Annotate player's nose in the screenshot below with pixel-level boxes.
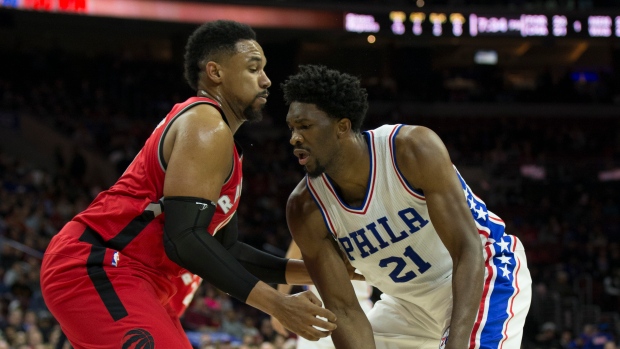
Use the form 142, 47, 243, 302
289, 130, 303, 146
260, 70, 271, 89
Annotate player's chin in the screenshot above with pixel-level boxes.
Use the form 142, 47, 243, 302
243, 105, 264, 122
305, 165, 322, 178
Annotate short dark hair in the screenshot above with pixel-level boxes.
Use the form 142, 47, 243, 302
184, 20, 256, 91
281, 65, 368, 132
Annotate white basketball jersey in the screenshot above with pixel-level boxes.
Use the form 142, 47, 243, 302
306, 124, 507, 305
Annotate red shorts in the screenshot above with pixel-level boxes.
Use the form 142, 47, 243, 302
41, 222, 192, 349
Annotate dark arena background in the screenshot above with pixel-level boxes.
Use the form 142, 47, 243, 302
0, 0, 619, 348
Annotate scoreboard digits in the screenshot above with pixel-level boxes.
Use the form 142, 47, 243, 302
346, 11, 620, 39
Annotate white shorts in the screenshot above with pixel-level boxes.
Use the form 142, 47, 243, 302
369, 281, 453, 349
370, 236, 532, 349
296, 336, 339, 349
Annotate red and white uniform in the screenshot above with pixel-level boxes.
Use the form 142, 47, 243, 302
168, 273, 203, 320
41, 97, 242, 349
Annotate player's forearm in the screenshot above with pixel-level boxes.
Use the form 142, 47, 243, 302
277, 282, 294, 294
246, 281, 285, 316
330, 307, 376, 349
445, 250, 484, 349
284, 259, 313, 285
227, 241, 289, 284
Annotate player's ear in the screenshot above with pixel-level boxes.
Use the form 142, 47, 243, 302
337, 118, 351, 138
205, 61, 223, 83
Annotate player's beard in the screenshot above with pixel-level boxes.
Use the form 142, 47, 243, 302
243, 103, 264, 122
305, 160, 326, 178
244, 93, 268, 122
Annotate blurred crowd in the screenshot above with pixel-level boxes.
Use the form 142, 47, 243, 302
0, 47, 619, 348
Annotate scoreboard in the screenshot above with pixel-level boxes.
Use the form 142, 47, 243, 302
2, 0, 619, 38
345, 11, 620, 39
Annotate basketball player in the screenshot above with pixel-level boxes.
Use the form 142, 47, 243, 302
40, 22, 344, 349
270, 240, 374, 349
281, 65, 532, 349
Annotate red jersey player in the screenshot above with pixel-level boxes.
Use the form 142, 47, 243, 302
40, 20, 347, 349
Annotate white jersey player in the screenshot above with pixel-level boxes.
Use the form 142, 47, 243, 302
281, 65, 532, 349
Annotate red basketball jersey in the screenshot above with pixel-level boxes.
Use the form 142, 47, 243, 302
168, 272, 203, 318
72, 96, 243, 280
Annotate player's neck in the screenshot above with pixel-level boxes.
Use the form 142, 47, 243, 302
327, 134, 370, 205
197, 89, 244, 134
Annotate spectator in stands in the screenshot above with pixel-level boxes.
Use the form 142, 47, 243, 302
242, 316, 262, 344
221, 308, 245, 341
182, 297, 217, 332
583, 324, 615, 349
534, 322, 561, 349
259, 317, 278, 344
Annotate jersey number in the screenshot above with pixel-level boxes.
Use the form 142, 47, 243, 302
379, 246, 432, 283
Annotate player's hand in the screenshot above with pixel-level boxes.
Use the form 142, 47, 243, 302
271, 315, 289, 337
273, 290, 337, 341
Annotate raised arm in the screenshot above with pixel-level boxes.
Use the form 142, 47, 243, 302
161, 105, 336, 340
288, 180, 376, 349
396, 125, 484, 349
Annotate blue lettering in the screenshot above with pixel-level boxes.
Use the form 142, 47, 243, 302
338, 236, 356, 261
378, 217, 408, 243
350, 229, 379, 258
379, 256, 417, 283
398, 208, 429, 234
365, 222, 389, 249
404, 246, 431, 273
378, 245, 432, 283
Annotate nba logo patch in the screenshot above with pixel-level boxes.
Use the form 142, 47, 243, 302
112, 251, 120, 267
439, 326, 449, 349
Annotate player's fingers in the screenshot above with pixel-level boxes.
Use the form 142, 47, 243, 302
315, 308, 336, 324
303, 291, 324, 308
309, 312, 337, 331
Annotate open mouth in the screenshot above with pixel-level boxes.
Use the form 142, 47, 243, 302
294, 149, 310, 165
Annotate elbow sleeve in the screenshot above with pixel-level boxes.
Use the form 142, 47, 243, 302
163, 196, 259, 302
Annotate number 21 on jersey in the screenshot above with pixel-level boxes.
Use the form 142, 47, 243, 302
379, 245, 432, 283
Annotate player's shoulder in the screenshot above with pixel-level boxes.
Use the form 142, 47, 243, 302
287, 178, 318, 216
174, 104, 233, 143
393, 124, 446, 156
394, 124, 439, 143
179, 103, 230, 130
287, 178, 329, 240
288, 178, 312, 207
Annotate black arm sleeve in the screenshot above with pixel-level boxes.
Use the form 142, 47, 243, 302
163, 196, 259, 302
217, 213, 289, 285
